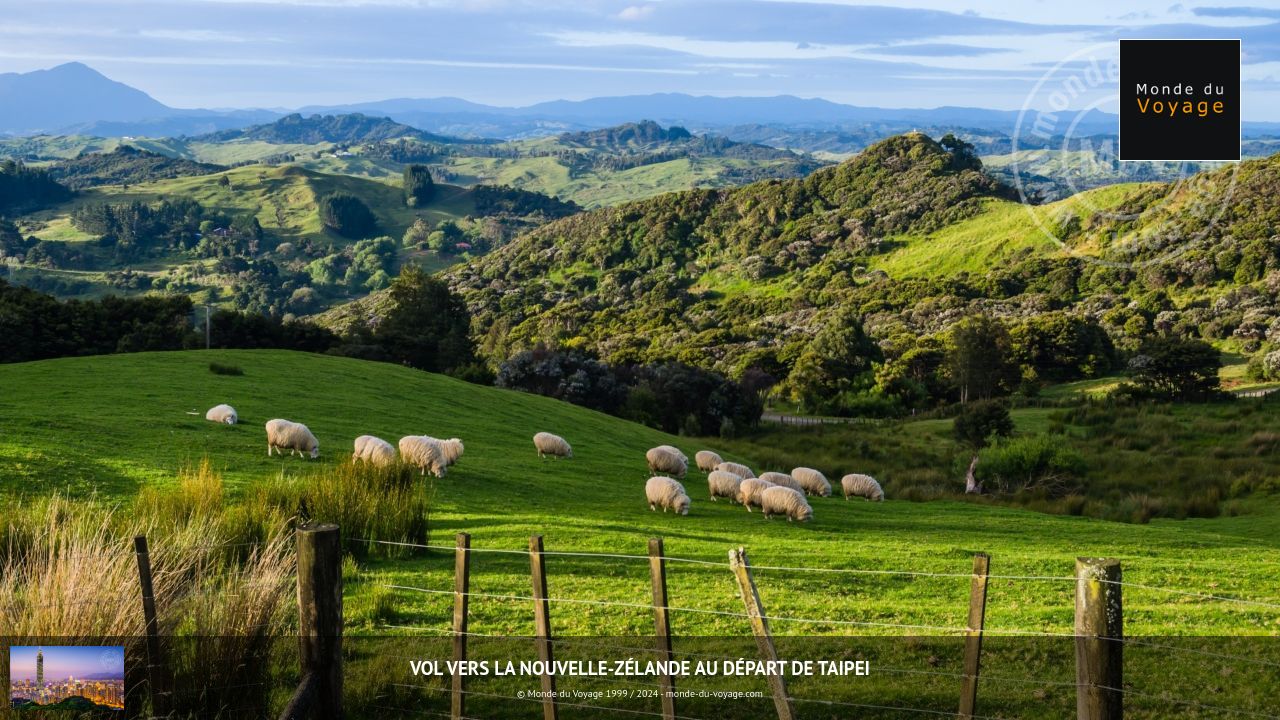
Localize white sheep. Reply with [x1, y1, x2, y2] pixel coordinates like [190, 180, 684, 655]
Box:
[646, 446, 688, 478]
[205, 404, 238, 425]
[439, 438, 465, 466]
[695, 450, 723, 473]
[353, 435, 396, 467]
[841, 473, 884, 502]
[656, 445, 689, 463]
[716, 461, 755, 479]
[533, 432, 573, 459]
[737, 477, 776, 512]
[265, 419, 319, 459]
[759, 471, 804, 493]
[399, 435, 449, 477]
[791, 467, 832, 497]
[707, 470, 742, 503]
[760, 486, 813, 522]
[645, 476, 691, 515]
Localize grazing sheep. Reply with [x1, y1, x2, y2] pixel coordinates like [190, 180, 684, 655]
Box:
[707, 470, 743, 503]
[759, 471, 804, 493]
[695, 450, 723, 473]
[760, 486, 813, 522]
[791, 467, 832, 497]
[205, 404, 238, 425]
[737, 477, 776, 512]
[399, 435, 449, 477]
[265, 419, 319, 459]
[656, 445, 689, 463]
[645, 476, 691, 516]
[647, 446, 688, 478]
[533, 432, 573, 459]
[841, 474, 884, 502]
[716, 461, 756, 479]
[439, 438, 465, 466]
[353, 435, 396, 467]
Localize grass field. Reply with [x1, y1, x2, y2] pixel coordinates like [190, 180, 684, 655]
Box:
[3, 349, 1277, 718]
[1, 349, 1277, 643]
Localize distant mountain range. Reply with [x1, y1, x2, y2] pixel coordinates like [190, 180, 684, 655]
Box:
[4, 62, 1280, 144]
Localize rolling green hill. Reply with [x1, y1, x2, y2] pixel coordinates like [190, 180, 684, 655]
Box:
[6, 164, 537, 305]
[0, 349, 1277, 647]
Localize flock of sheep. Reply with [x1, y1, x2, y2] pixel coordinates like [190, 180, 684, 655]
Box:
[640, 446, 883, 523]
[203, 407, 882, 524]
[206, 404, 465, 476]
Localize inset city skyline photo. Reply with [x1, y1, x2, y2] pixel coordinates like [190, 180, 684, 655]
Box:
[9, 646, 124, 715]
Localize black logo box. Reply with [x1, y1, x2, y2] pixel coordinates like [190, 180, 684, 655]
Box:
[1119, 39, 1241, 162]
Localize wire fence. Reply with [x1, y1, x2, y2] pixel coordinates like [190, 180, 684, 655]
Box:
[352, 533, 1280, 720]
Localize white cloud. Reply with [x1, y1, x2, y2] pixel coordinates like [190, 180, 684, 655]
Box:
[618, 5, 653, 21]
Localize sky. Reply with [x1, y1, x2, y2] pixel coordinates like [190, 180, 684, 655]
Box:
[0, 0, 1279, 117]
[9, 646, 125, 684]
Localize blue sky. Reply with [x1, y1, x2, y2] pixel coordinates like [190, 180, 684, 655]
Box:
[1, 1, 1278, 117]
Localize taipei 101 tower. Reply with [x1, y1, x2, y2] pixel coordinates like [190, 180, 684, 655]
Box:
[36, 647, 44, 687]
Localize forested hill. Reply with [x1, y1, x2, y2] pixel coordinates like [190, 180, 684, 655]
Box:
[448, 132, 1011, 359]
[196, 113, 475, 145]
[560, 120, 694, 148]
[49, 146, 225, 189]
[447, 131, 1280, 415]
[559, 119, 814, 162]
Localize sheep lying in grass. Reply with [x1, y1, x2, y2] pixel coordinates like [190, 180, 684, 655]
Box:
[707, 470, 743, 503]
[791, 467, 832, 497]
[266, 419, 319, 459]
[353, 435, 396, 467]
[759, 471, 803, 493]
[206, 404, 238, 425]
[439, 438, 465, 466]
[737, 477, 775, 512]
[841, 474, 884, 502]
[716, 461, 755, 479]
[533, 432, 573, 459]
[645, 476, 691, 515]
[760, 486, 813, 522]
[399, 435, 449, 477]
[695, 450, 723, 473]
[647, 446, 688, 478]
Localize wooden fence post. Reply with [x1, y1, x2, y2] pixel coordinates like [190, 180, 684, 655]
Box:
[133, 535, 168, 717]
[648, 538, 677, 720]
[297, 523, 343, 720]
[529, 535, 558, 720]
[1075, 558, 1122, 720]
[452, 533, 471, 720]
[728, 547, 795, 720]
[958, 552, 990, 719]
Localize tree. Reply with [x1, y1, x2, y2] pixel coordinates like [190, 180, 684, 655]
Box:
[1127, 336, 1221, 401]
[403, 164, 434, 207]
[787, 307, 881, 412]
[953, 399, 1014, 493]
[318, 192, 377, 239]
[944, 314, 1020, 403]
[373, 265, 476, 372]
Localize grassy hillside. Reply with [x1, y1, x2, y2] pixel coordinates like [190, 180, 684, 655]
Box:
[23, 163, 471, 246]
[1, 349, 1277, 644]
[868, 182, 1151, 278]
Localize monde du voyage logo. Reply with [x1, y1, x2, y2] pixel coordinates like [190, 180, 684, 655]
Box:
[1120, 39, 1241, 161]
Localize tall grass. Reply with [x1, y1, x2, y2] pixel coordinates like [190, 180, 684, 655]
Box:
[249, 460, 432, 558]
[0, 454, 430, 713]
